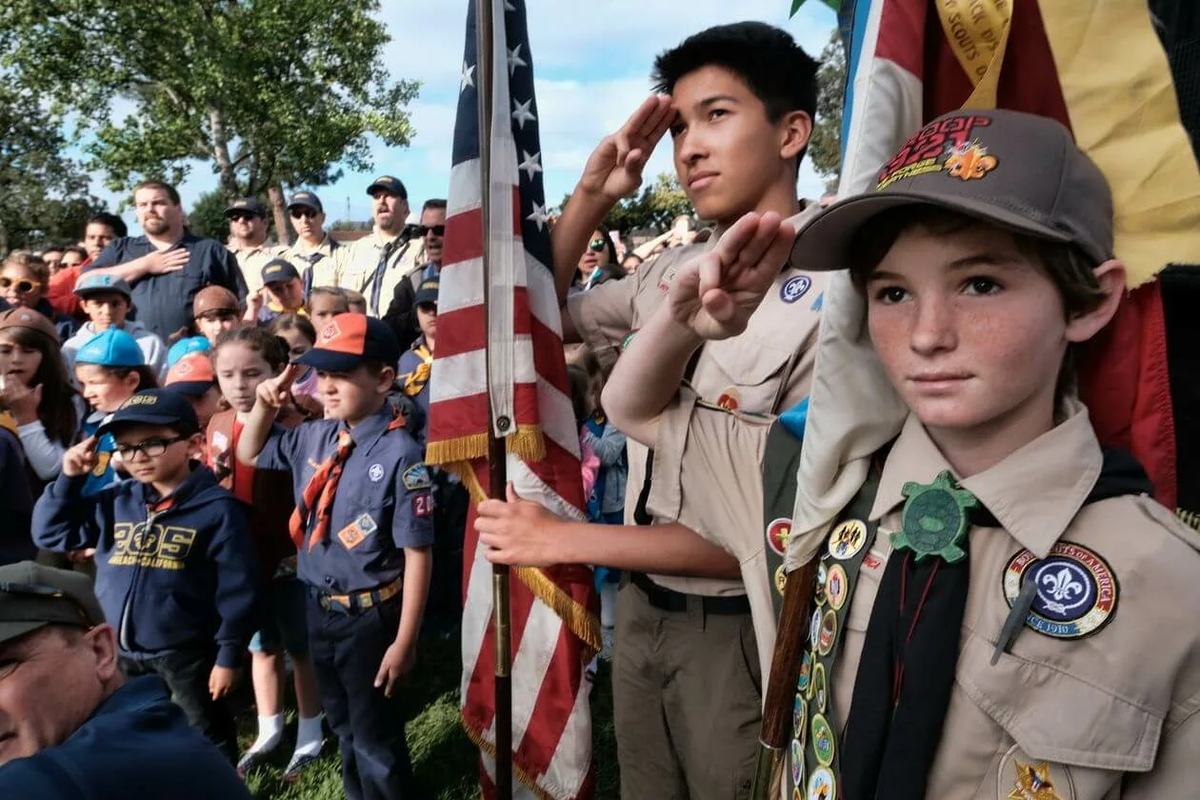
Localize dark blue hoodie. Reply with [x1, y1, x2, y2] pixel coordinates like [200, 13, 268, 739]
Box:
[33, 466, 259, 668]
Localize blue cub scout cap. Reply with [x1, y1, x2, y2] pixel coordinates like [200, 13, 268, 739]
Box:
[73, 273, 133, 301]
[97, 389, 200, 437]
[166, 336, 211, 368]
[75, 328, 145, 368]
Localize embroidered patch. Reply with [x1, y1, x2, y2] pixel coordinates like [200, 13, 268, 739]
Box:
[412, 494, 432, 518]
[355, 513, 378, 535]
[828, 519, 867, 560]
[817, 609, 837, 656]
[767, 518, 791, 556]
[825, 564, 848, 610]
[338, 523, 365, 549]
[401, 463, 432, 491]
[893, 471, 977, 563]
[1003, 541, 1117, 639]
[998, 745, 1070, 800]
[368, 463, 385, 482]
[813, 662, 827, 713]
[793, 692, 807, 741]
[1006, 759, 1064, 800]
[797, 651, 812, 694]
[791, 737, 804, 787]
[780, 275, 812, 303]
[774, 564, 787, 596]
[809, 608, 821, 652]
[716, 387, 740, 411]
[807, 764, 836, 800]
[811, 712, 835, 767]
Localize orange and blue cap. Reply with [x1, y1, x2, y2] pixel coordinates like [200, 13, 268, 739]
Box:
[165, 353, 217, 397]
[296, 313, 399, 372]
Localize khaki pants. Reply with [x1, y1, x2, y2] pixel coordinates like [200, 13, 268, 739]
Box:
[612, 580, 762, 800]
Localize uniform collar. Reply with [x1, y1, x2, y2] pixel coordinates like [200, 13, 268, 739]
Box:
[343, 403, 394, 448]
[371, 229, 406, 249]
[869, 400, 1103, 558]
[231, 240, 269, 256]
[294, 233, 334, 255]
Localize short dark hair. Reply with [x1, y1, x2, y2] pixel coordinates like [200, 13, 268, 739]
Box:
[422, 198, 447, 214]
[652, 22, 818, 163]
[88, 212, 128, 238]
[63, 245, 88, 260]
[213, 326, 290, 372]
[132, 180, 181, 206]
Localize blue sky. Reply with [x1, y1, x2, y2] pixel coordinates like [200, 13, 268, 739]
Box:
[90, 0, 837, 233]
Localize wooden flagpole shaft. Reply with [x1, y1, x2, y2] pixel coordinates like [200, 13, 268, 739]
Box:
[475, 0, 513, 796]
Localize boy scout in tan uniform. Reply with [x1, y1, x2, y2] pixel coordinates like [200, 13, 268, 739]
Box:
[604, 109, 1200, 799]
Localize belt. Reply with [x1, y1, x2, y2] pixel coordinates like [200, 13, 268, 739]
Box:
[316, 578, 402, 614]
[629, 571, 751, 616]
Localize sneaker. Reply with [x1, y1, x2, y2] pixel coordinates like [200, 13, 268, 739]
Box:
[236, 746, 277, 779]
[282, 750, 323, 783]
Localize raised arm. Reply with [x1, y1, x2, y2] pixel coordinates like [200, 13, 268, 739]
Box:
[236, 364, 299, 467]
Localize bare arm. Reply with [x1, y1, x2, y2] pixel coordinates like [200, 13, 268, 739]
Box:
[374, 544, 432, 697]
[86, 248, 189, 283]
[235, 364, 299, 466]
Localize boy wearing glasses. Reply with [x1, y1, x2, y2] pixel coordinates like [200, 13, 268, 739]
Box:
[32, 389, 260, 765]
[384, 198, 446, 350]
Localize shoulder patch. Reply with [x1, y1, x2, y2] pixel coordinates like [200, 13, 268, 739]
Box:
[402, 463, 432, 491]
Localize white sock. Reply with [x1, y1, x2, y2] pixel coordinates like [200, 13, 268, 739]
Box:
[292, 715, 324, 758]
[249, 714, 284, 754]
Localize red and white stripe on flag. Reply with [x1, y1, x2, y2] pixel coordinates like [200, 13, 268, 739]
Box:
[426, 1, 599, 798]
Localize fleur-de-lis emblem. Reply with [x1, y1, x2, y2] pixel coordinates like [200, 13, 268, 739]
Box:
[946, 142, 998, 181]
[1039, 567, 1086, 614]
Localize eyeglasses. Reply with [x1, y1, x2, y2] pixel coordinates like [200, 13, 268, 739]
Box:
[0, 582, 95, 629]
[290, 209, 319, 220]
[0, 278, 42, 294]
[114, 435, 188, 460]
[228, 212, 258, 223]
[197, 309, 238, 322]
[588, 239, 606, 252]
[415, 224, 445, 237]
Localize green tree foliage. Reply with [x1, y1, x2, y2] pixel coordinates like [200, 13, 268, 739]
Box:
[809, 30, 847, 191]
[559, 173, 694, 235]
[0, 0, 418, 242]
[0, 84, 99, 253]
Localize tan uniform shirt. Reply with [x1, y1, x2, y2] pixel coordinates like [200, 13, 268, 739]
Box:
[282, 233, 339, 288]
[231, 241, 284, 296]
[567, 206, 827, 597]
[653, 396, 1200, 797]
[331, 230, 426, 316]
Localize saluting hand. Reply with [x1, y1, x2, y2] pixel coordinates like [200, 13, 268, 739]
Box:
[668, 212, 796, 341]
[256, 363, 301, 410]
[62, 436, 99, 478]
[476, 483, 566, 568]
[578, 95, 674, 203]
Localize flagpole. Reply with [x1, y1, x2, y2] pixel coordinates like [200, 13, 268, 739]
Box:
[475, 0, 514, 796]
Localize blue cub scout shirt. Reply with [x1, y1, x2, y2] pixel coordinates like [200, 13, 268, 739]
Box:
[258, 405, 435, 594]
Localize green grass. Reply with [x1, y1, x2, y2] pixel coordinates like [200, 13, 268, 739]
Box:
[240, 635, 619, 799]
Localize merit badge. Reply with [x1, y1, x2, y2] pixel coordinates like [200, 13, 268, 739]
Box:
[813, 662, 827, 713]
[368, 463, 385, 482]
[402, 463, 432, 491]
[1003, 541, 1117, 639]
[893, 471, 977, 563]
[809, 609, 821, 651]
[775, 565, 787, 596]
[817, 609, 837, 656]
[825, 564, 848, 610]
[811, 713, 835, 767]
[337, 523, 365, 550]
[1004, 756, 1065, 800]
[780, 275, 812, 304]
[807, 765, 836, 800]
[355, 513, 378, 535]
[716, 387, 740, 410]
[791, 738, 804, 787]
[828, 520, 867, 560]
[797, 651, 813, 694]
[793, 693, 808, 741]
[767, 518, 791, 556]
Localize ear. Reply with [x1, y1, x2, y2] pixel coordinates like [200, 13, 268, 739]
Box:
[1065, 259, 1126, 344]
[123, 370, 143, 392]
[779, 110, 813, 163]
[85, 624, 121, 684]
[376, 365, 397, 394]
[186, 431, 206, 458]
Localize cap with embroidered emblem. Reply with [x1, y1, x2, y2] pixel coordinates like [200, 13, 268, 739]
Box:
[261, 258, 301, 286]
[287, 191, 323, 213]
[73, 272, 133, 301]
[166, 336, 211, 368]
[366, 175, 407, 199]
[296, 312, 400, 372]
[790, 109, 1114, 272]
[0, 308, 60, 343]
[164, 353, 217, 397]
[96, 388, 200, 437]
[224, 197, 266, 218]
[415, 277, 439, 307]
[0, 561, 106, 645]
[75, 328, 145, 368]
[193, 285, 241, 317]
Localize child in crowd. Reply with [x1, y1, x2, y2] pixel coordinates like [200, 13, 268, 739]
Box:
[33, 389, 260, 765]
[1, 251, 77, 340]
[270, 314, 322, 417]
[167, 336, 212, 368]
[307, 286, 350, 328]
[63, 273, 168, 380]
[236, 314, 433, 800]
[0, 411, 34, 566]
[193, 286, 243, 345]
[343, 289, 367, 316]
[207, 327, 324, 781]
[165, 353, 223, 429]
[249, 259, 307, 325]
[396, 278, 438, 442]
[73, 328, 159, 496]
[0, 309, 80, 485]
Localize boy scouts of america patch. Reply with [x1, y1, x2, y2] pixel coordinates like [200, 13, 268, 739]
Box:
[1003, 541, 1117, 639]
[876, 113, 998, 191]
[780, 275, 811, 303]
[401, 463, 432, 491]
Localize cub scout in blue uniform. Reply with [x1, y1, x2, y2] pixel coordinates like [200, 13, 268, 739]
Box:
[237, 312, 433, 800]
[396, 277, 438, 443]
[32, 389, 259, 765]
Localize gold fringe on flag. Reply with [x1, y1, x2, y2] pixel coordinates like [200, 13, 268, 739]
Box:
[462, 718, 576, 800]
[426, 433, 490, 467]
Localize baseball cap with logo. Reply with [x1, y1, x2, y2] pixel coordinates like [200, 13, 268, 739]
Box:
[0, 308, 60, 343]
[297, 313, 400, 372]
[73, 272, 133, 301]
[96, 388, 200, 437]
[366, 175, 407, 199]
[165, 353, 217, 397]
[790, 109, 1114, 272]
[75, 328, 145, 368]
[0, 561, 106, 645]
[287, 191, 323, 213]
[224, 197, 266, 219]
[415, 277, 439, 307]
[261, 258, 301, 286]
[167, 336, 211, 368]
[193, 285, 241, 317]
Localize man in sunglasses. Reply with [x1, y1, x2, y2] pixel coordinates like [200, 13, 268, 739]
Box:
[224, 197, 283, 298]
[0, 561, 252, 798]
[280, 191, 340, 297]
[383, 198, 446, 350]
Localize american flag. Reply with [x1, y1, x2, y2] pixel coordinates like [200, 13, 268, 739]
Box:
[426, 1, 599, 798]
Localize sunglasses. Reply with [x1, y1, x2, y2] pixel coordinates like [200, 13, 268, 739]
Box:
[228, 212, 258, 223]
[290, 208, 319, 220]
[0, 582, 95, 629]
[115, 435, 188, 460]
[413, 224, 445, 237]
[0, 278, 42, 294]
[588, 239, 606, 252]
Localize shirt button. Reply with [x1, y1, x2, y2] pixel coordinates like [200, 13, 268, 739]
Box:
[324, 575, 334, 585]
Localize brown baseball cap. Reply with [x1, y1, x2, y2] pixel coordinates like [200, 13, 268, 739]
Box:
[0, 561, 106, 645]
[192, 285, 241, 317]
[791, 109, 1114, 271]
[0, 307, 60, 343]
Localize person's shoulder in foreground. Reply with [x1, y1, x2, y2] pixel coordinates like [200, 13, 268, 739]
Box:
[0, 561, 251, 799]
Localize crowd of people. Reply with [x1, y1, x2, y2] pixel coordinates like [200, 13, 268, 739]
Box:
[1, 14, 1197, 800]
